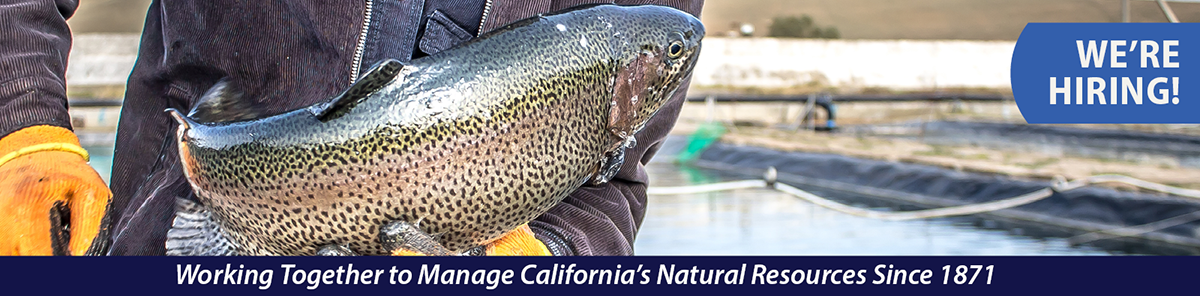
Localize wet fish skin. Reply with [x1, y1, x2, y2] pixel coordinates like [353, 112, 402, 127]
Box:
[165, 4, 705, 256]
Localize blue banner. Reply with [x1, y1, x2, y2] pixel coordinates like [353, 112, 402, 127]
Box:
[0, 256, 1193, 295]
[1011, 23, 1197, 123]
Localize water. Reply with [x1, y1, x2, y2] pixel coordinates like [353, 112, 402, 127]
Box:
[80, 144, 1117, 256]
[84, 145, 115, 185]
[634, 162, 1116, 255]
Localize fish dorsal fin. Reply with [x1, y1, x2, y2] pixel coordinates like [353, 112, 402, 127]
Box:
[188, 78, 262, 123]
[309, 59, 405, 121]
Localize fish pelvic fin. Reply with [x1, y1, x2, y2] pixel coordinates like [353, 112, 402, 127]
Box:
[188, 78, 264, 123]
[309, 59, 405, 121]
[166, 198, 240, 256]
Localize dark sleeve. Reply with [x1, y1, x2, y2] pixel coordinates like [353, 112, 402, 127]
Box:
[0, 0, 78, 138]
[530, 83, 689, 255]
[529, 0, 702, 256]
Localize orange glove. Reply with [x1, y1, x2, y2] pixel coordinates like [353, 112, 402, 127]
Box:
[483, 224, 552, 256]
[0, 125, 112, 255]
[389, 224, 552, 256]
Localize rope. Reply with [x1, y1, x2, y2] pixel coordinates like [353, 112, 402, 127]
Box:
[647, 180, 765, 195]
[1067, 210, 1200, 245]
[648, 167, 1200, 224]
[776, 183, 1052, 221]
[1056, 174, 1200, 199]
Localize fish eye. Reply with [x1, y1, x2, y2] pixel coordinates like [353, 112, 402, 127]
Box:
[667, 41, 684, 59]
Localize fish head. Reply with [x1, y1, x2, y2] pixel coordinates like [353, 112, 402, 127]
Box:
[166, 108, 204, 190]
[605, 5, 705, 139]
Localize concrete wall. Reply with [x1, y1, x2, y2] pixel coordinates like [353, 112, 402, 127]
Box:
[691, 37, 1016, 90]
[65, 34, 137, 146]
[62, 34, 1022, 142]
[65, 34, 1018, 91]
[67, 34, 140, 86]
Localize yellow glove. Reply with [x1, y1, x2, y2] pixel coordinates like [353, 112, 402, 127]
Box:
[388, 224, 552, 256]
[0, 125, 112, 255]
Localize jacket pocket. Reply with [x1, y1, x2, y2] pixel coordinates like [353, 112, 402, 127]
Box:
[419, 9, 476, 55]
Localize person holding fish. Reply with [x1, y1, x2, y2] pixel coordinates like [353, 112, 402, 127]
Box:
[0, 0, 703, 256]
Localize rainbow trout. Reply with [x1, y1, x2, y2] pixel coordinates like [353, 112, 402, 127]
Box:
[163, 4, 704, 256]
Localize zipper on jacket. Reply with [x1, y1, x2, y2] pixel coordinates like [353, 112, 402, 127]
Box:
[477, 0, 493, 35]
[351, 0, 375, 84]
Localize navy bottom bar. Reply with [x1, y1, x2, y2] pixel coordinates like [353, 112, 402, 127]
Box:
[0, 256, 1184, 295]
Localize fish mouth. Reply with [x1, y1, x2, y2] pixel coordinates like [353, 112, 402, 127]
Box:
[166, 108, 190, 130]
[166, 108, 194, 146]
[166, 108, 204, 204]
[689, 15, 705, 41]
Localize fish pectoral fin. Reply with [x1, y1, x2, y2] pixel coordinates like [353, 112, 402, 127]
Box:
[379, 220, 454, 256]
[590, 136, 635, 185]
[165, 198, 240, 256]
[590, 147, 626, 185]
[315, 244, 359, 256]
[309, 59, 406, 121]
[188, 78, 264, 123]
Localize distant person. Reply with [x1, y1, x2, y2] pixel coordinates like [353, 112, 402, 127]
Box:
[0, 0, 703, 256]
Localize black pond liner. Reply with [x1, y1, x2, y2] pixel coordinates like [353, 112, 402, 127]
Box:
[844, 121, 1200, 168]
[685, 141, 1200, 255]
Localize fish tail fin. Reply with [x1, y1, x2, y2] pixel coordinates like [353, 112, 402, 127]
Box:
[187, 78, 266, 123]
[166, 198, 239, 256]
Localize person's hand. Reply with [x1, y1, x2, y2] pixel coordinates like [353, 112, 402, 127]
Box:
[0, 125, 112, 255]
[381, 221, 551, 256]
[480, 224, 551, 256]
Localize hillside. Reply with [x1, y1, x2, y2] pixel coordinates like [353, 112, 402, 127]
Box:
[701, 0, 1200, 40]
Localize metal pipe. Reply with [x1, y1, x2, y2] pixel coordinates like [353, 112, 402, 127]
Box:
[813, 99, 837, 131]
[705, 96, 716, 122]
[1122, 0, 1130, 22]
[800, 94, 816, 131]
[1157, 0, 1180, 23]
[68, 98, 124, 107]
